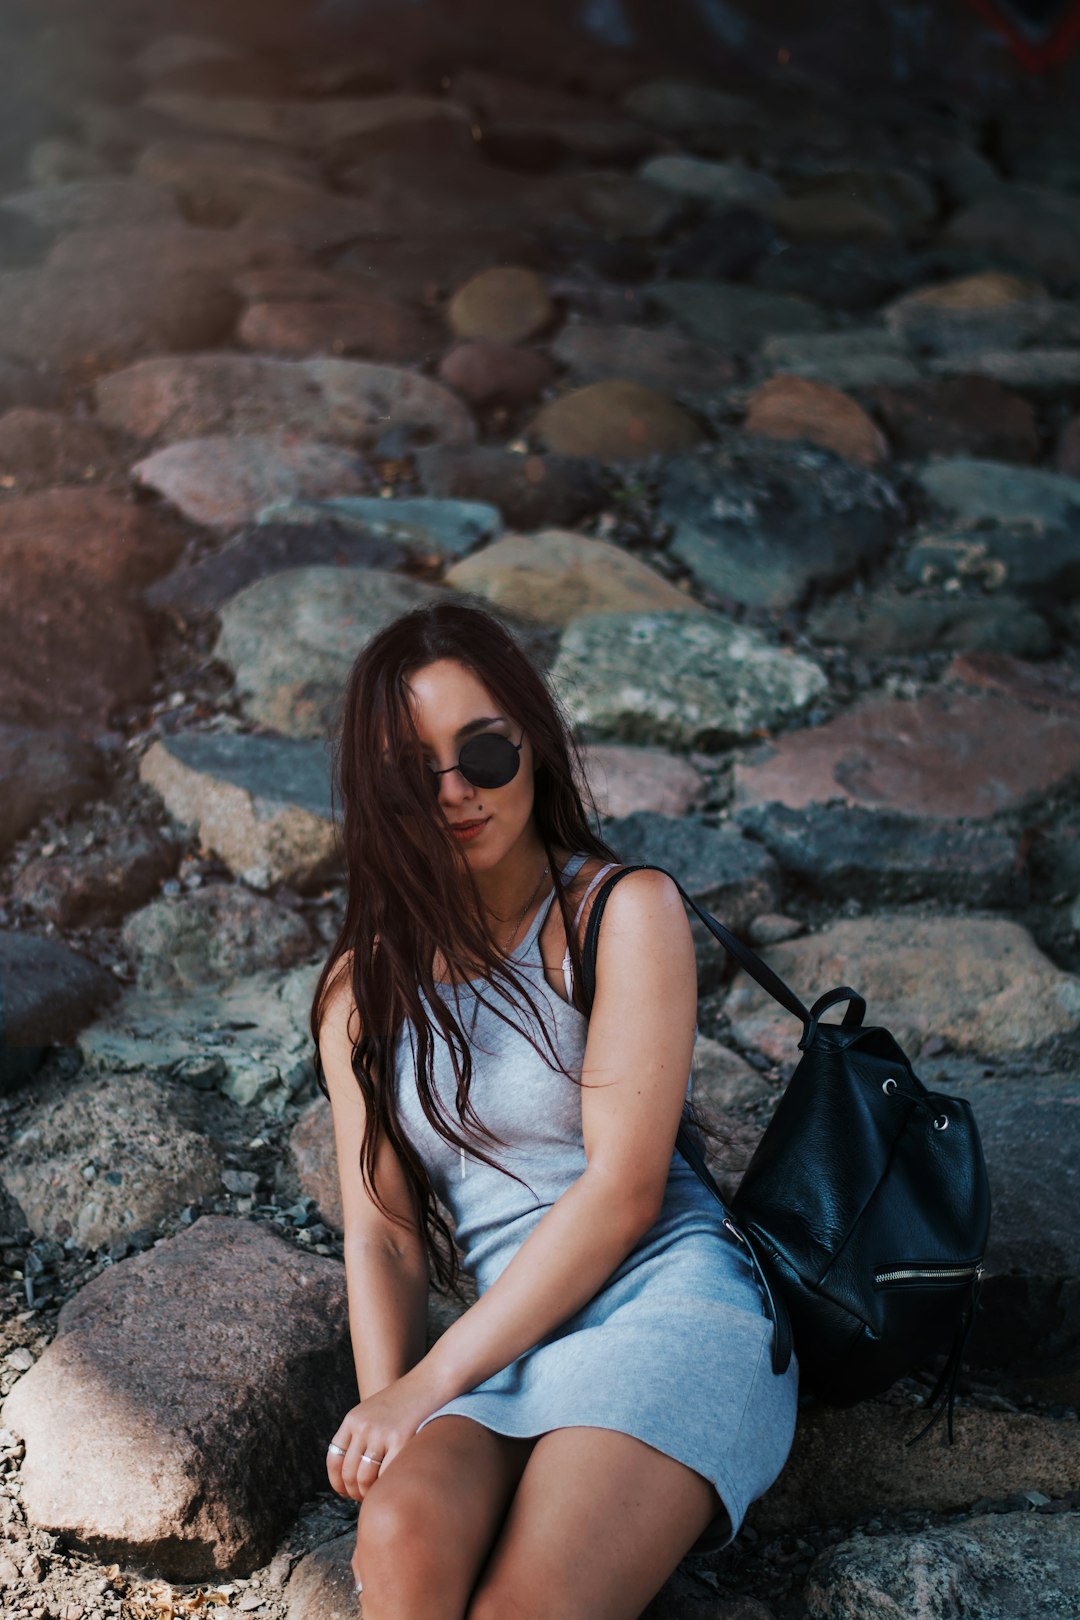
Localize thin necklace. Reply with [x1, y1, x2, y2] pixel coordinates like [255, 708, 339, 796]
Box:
[497, 861, 550, 955]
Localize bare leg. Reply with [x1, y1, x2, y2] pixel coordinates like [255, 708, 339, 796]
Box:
[466, 1426, 723, 1620]
[354, 1414, 535, 1620]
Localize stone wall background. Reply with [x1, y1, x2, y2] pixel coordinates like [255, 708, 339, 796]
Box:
[0, 0, 1077, 1617]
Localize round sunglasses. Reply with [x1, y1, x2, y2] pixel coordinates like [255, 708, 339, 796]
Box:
[426, 730, 524, 791]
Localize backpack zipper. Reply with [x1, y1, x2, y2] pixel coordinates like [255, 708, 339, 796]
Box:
[876, 1262, 984, 1285]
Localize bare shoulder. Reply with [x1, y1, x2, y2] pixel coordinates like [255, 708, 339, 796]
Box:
[318, 950, 360, 1056]
[565, 859, 683, 952]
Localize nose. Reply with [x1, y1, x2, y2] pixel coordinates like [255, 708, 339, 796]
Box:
[435, 763, 477, 811]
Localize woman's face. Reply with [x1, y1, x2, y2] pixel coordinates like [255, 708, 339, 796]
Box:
[404, 658, 538, 872]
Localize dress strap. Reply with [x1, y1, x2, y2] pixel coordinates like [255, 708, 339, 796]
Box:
[571, 861, 620, 932]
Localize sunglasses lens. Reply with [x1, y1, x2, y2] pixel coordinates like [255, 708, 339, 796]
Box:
[458, 733, 521, 788]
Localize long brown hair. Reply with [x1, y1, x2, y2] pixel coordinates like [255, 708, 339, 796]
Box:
[310, 600, 722, 1299]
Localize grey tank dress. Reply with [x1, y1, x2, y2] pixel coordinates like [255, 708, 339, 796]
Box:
[393, 851, 799, 1554]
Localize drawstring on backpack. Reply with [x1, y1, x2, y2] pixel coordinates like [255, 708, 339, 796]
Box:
[905, 1268, 984, 1447]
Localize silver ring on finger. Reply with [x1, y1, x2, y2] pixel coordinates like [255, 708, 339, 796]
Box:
[360, 1453, 383, 1466]
[327, 1443, 347, 1457]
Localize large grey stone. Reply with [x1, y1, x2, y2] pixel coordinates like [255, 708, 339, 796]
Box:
[927, 348, 1080, 396]
[551, 611, 827, 749]
[659, 440, 902, 612]
[95, 354, 476, 450]
[79, 961, 322, 1114]
[122, 883, 315, 992]
[138, 731, 338, 892]
[648, 281, 828, 350]
[754, 328, 921, 392]
[259, 495, 501, 562]
[917, 458, 1080, 530]
[0, 933, 119, 1087]
[0, 1070, 223, 1249]
[733, 802, 1028, 908]
[804, 1511, 1080, 1620]
[805, 589, 1054, 660]
[550, 321, 738, 406]
[602, 812, 780, 918]
[143, 520, 405, 616]
[1, 1216, 355, 1580]
[214, 566, 447, 737]
[904, 525, 1080, 603]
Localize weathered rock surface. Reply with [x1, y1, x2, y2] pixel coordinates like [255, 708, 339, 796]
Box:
[79, 961, 323, 1114]
[0, 1071, 223, 1249]
[260, 495, 500, 562]
[237, 293, 439, 363]
[804, 1510, 1080, 1619]
[144, 519, 405, 616]
[447, 265, 554, 344]
[138, 731, 338, 892]
[733, 688, 1080, 820]
[95, 354, 476, 449]
[214, 567, 447, 736]
[806, 588, 1054, 659]
[918, 457, 1080, 529]
[415, 444, 606, 530]
[144, 90, 469, 150]
[0, 264, 239, 374]
[552, 611, 828, 748]
[722, 914, 1080, 1062]
[748, 1402, 1079, 1535]
[0, 408, 117, 490]
[290, 1097, 342, 1232]
[529, 379, 704, 461]
[122, 883, 315, 992]
[551, 321, 737, 405]
[659, 440, 901, 611]
[445, 530, 704, 624]
[649, 281, 827, 350]
[13, 826, 180, 929]
[2, 178, 179, 235]
[0, 931, 119, 1055]
[870, 375, 1039, 463]
[733, 802, 1028, 908]
[132, 435, 369, 528]
[744, 374, 888, 466]
[603, 812, 780, 920]
[903, 525, 1080, 601]
[1, 1216, 356, 1580]
[755, 328, 919, 392]
[0, 724, 104, 857]
[581, 743, 705, 819]
[970, 1072, 1079, 1279]
[438, 339, 555, 408]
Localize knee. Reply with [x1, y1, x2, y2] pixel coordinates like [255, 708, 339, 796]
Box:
[468, 1577, 576, 1620]
[354, 1475, 434, 1576]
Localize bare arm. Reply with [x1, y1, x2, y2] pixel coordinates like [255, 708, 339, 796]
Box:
[410, 867, 697, 1408]
[319, 976, 431, 1399]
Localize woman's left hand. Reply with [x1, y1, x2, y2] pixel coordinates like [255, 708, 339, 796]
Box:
[326, 1367, 442, 1502]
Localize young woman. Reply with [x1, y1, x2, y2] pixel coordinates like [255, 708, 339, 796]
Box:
[310, 601, 798, 1620]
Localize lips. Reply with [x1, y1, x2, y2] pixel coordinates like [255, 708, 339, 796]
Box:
[449, 817, 490, 841]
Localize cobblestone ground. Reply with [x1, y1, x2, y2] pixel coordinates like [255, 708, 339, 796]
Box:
[0, 3, 1078, 1618]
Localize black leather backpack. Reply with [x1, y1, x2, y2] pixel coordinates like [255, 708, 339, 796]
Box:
[580, 864, 991, 1442]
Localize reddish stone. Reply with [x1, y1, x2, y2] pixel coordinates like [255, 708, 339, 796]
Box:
[437, 339, 555, 407]
[0, 265, 239, 378]
[946, 652, 1080, 717]
[13, 827, 181, 928]
[0, 562, 155, 736]
[0, 410, 117, 492]
[870, 375, 1038, 464]
[0, 490, 185, 590]
[289, 1097, 342, 1231]
[237, 296, 439, 362]
[745, 374, 887, 467]
[733, 687, 1080, 820]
